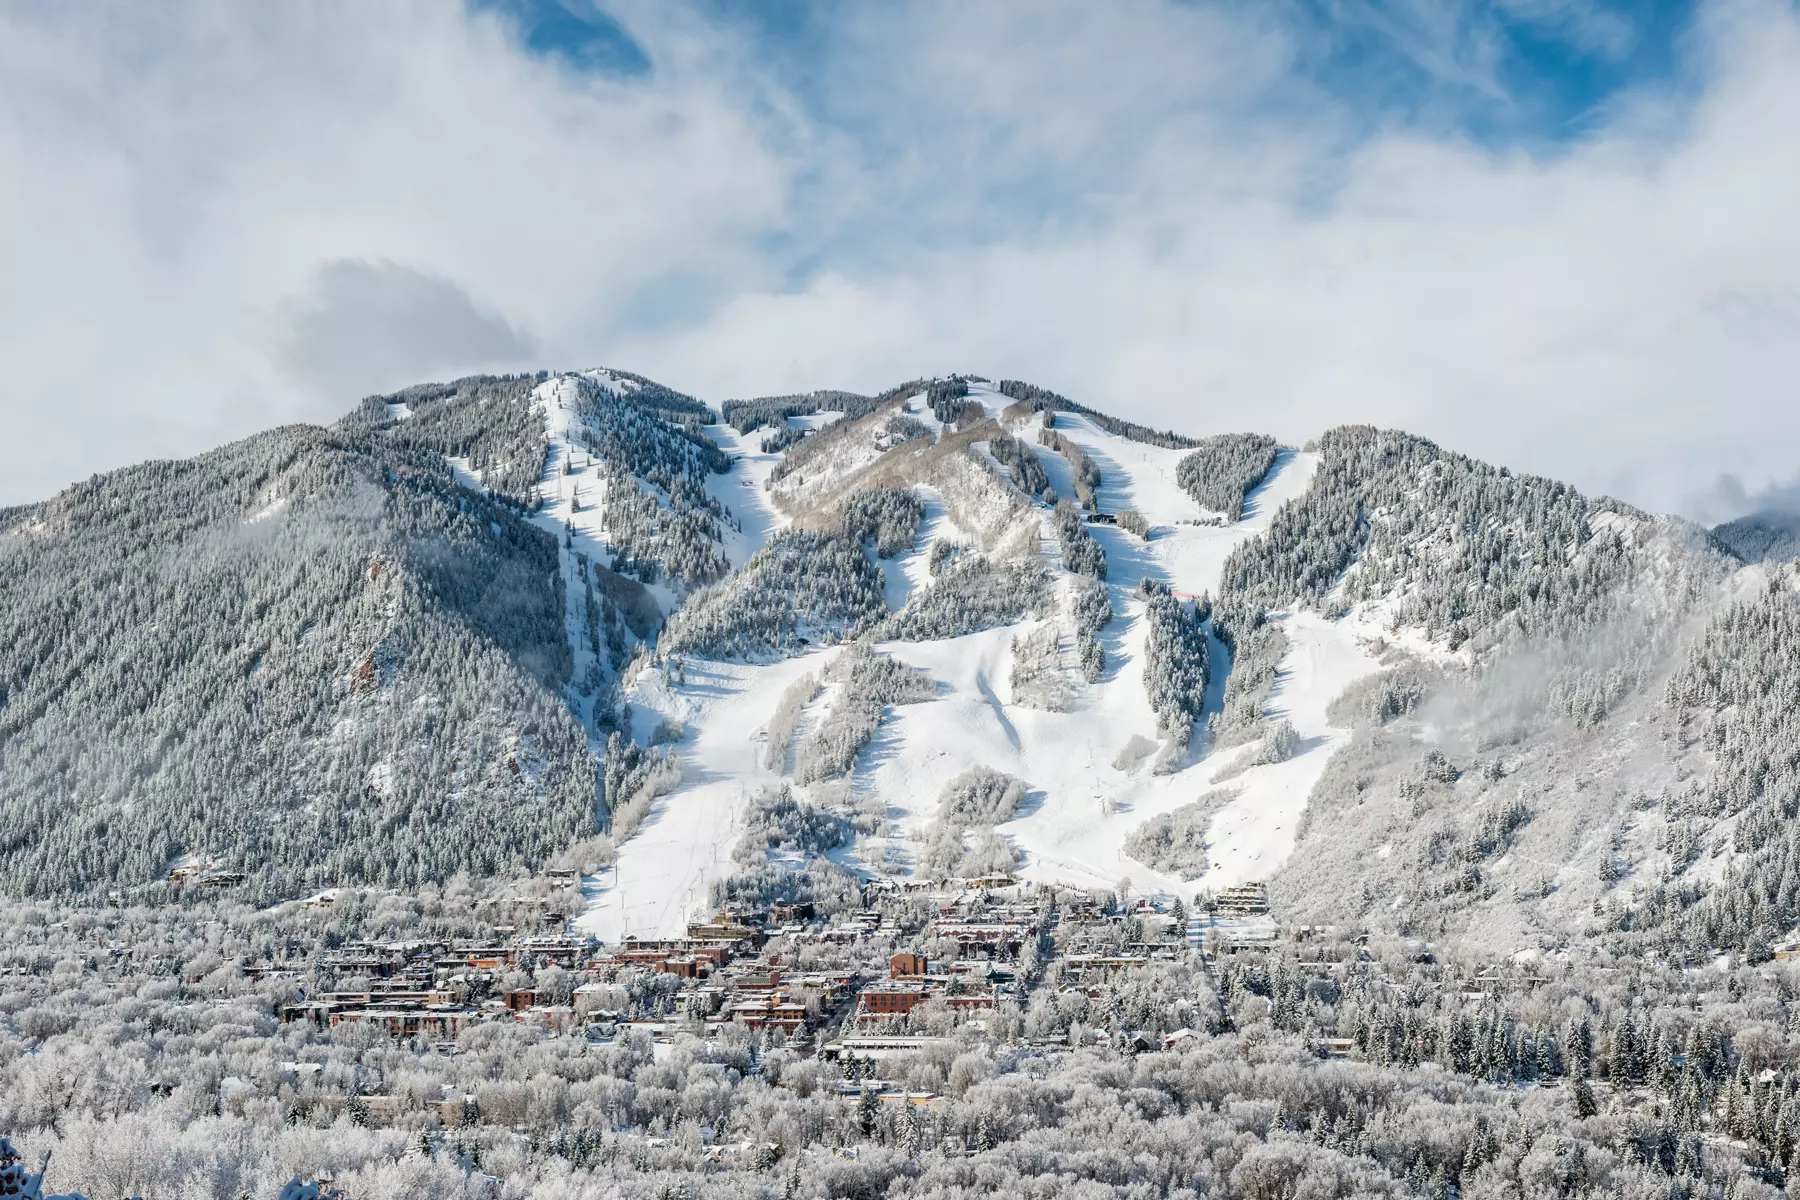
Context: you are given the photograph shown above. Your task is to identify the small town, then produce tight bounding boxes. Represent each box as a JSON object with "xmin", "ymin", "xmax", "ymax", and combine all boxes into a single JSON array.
[{"xmin": 245, "ymin": 875, "xmax": 1478, "ymax": 1129}]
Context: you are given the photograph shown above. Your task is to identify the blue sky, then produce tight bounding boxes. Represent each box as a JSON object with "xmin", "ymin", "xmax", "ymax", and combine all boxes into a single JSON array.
[
  {"xmin": 485, "ymin": 0, "xmax": 1696, "ymax": 148},
  {"xmin": 1, "ymin": 0, "xmax": 1797, "ymax": 520}
]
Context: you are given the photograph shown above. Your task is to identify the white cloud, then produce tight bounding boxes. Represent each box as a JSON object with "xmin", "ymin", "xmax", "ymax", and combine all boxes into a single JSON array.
[
  {"xmin": 0, "ymin": 0, "xmax": 788, "ymax": 501},
  {"xmin": 2, "ymin": 0, "xmax": 1798, "ymax": 521},
  {"xmin": 618, "ymin": 0, "xmax": 1800, "ymax": 520}
]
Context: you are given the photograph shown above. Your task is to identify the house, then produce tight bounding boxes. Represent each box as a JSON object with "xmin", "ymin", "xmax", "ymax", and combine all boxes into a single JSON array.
[
  {"xmin": 1121, "ymin": 1030, "xmax": 1157, "ymax": 1055},
  {"xmin": 1215, "ymin": 884, "xmax": 1269, "ymax": 917},
  {"xmin": 725, "ymin": 992, "xmax": 810, "ymax": 1032},
  {"xmin": 945, "ymin": 990, "xmax": 996, "ymax": 1013},
  {"xmin": 1163, "ymin": 1028, "xmax": 1206, "ymax": 1050},
  {"xmin": 688, "ymin": 917, "xmax": 763, "ymax": 944},
  {"xmin": 890, "ymin": 952, "xmax": 928, "ymax": 979},
  {"xmin": 857, "ymin": 983, "xmax": 928, "ymax": 1018}
]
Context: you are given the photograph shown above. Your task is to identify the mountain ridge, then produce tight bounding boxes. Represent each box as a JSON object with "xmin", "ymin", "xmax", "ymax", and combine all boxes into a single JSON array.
[{"xmin": 1, "ymin": 365, "xmax": 1790, "ymax": 966}]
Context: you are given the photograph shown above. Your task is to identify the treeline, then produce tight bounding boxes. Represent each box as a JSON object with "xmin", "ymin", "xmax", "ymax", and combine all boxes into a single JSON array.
[
  {"xmin": 659, "ymin": 532, "xmax": 887, "ymax": 660},
  {"xmin": 720, "ymin": 390, "xmax": 869, "ymax": 434},
  {"xmin": 1141, "ymin": 580, "xmax": 1210, "ymax": 748},
  {"xmin": 1176, "ymin": 432, "xmax": 1279, "ymax": 521},
  {"xmin": 877, "ymin": 553, "xmax": 1052, "ymax": 642},
  {"xmin": 338, "ymin": 373, "xmax": 549, "ymax": 506},
  {"xmin": 997, "ymin": 379, "xmax": 1200, "ymax": 450}
]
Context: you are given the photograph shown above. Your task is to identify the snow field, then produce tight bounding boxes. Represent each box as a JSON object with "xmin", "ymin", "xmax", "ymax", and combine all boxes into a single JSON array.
[
  {"xmin": 577, "ymin": 654, "xmax": 824, "ymax": 941},
  {"xmin": 587, "ymin": 382, "xmax": 1386, "ymax": 927}
]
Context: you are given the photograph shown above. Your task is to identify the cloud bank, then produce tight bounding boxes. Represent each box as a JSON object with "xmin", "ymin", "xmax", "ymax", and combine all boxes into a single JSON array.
[{"xmin": 2, "ymin": 0, "xmax": 1797, "ymax": 520}]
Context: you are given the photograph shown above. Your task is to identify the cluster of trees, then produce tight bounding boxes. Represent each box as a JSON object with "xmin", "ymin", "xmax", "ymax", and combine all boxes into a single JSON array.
[
  {"xmin": 1073, "ymin": 576, "xmax": 1112, "ymax": 683},
  {"xmin": 600, "ymin": 732, "xmax": 681, "ymax": 837},
  {"xmin": 719, "ymin": 390, "xmax": 868, "ymax": 434},
  {"xmin": 927, "ymin": 449, "xmax": 1031, "ymax": 552},
  {"xmin": 792, "ymin": 645, "xmax": 935, "ymax": 784},
  {"xmin": 987, "ymin": 436, "xmax": 1051, "ymax": 499},
  {"xmin": 1327, "ymin": 661, "xmax": 1433, "ymax": 728},
  {"xmin": 876, "ymin": 554, "xmax": 1052, "ymax": 642},
  {"xmin": 564, "ymin": 374, "xmax": 734, "ymax": 590},
  {"xmin": 1662, "ymin": 573, "xmax": 1800, "ymax": 954},
  {"xmin": 338, "ymin": 373, "xmax": 549, "ymax": 505},
  {"xmin": 1712, "ymin": 511, "xmax": 1800, "ymax": 564},
  {"xmin": 838, "ymin": 488, "xmax": 926, "ymax": 558},
  {"xmin": 659, "ymin": 532, "xmax": 886, "ymax": 660},
  {"xmin": 0, "ymin": 424, "xmax": 596, "ymax": 901},
  {"xmin": 1037, "ymin": 425, "xmax": 1101, "ymax": 510},
  {"xmin": 599, "ymin": 369, "xmax": 720, "ymax": 428},
  {"xmin": 935, "ymin": 767, "xmax": 1029, "ymax": 826},
  {"xmin": 881, "ymin": 412, "xmax": 933, "ymax": 447},
  {"xmin": 926, "ymin": 378, "xmax": 971, "ymax": 423},
  {"xmin": 710, "ymin": 850, "xmax": 864, "ymax": 918},
  {"xmin": 1008, "ymin": 622, "xmax": 1071, "ymax": 711},
  {"xmin": 758, "ymin": 424, "xmax": 809, "ymax": 454},
  {"xmin": 918, "ymin": 769, "xmax": 1029, "ymax": 879},
  {"xmin": 1209, "ymin": 621, "xmax": 1287, "ymax": 745},
  {"xmin": 996, "ymin": 379, "xmax": 1200, "ymax": 450},
  {"xmin": 1140, "ymin": 580, "xmax": 1210, "ymax": 748},
  {"xmin": 1054, "ymin": 499, "xmax": 1106, "ymax": 579},
  {"xmin": 576, "ymin": 554, "xmax": 645, "ymax": 710},
  {"xmin": 766, "ymin": 379, "xmax": 931, "ymax": 488},
  {"xmin": 1175, "ymin": 432, "xmax": 1279, "ymax": 521},
  {"xmin": 1217, "ymin": 425, "xmax": 1716, "ymax": 654},
  {"xmin": 729, "ymin": 784, "xmax": 855, "ymax": 864},
  {"xmin": 762, "ymin": 671, "xmax": 821, "ymax": 772},
  {"xmin": 1121, "ymin": 791, "xmax": 1231, "ymax": 878}
]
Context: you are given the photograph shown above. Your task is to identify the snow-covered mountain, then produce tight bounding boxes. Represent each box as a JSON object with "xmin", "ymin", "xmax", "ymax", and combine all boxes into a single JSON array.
[{"xmin": 3, "ymin": 366, "xmax": 1791, "ymax": 963}]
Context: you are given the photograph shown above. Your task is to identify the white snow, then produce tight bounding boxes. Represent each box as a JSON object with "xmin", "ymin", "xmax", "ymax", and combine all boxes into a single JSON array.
[
  {"xmin": 558, "ymin": 379, "xmax": 1387, "ymax": 931},
  {"xmin": 700, "ymin": 422, "xmax": 792, "ymax": 569},
  {"xmin": 1195, "ymin": 609, "xmax": 1381, "ymax": 888},
  {"xmin": 576, "ymin": 655, "xmax": 822, "ymax": 940},
  {"xmin": 446, "ymin": 456, "xmax": 487, "ymax": 494}
]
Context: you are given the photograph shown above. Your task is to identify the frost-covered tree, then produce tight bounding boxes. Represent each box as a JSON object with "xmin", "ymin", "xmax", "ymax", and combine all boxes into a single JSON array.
[
  {"xmin": 660, "ymin": 532, "xmax": 886, "ymax": 660},
  {"xmin": 1141, "ymin": 581, "xmax": 1209, "ymax": 746},
  {"xmin": 878, "ymin": 555, "xmax": 1052, "ymax": 642},
  {"xmin": 839, "ymin": 488, "xmax": 926, "ymax": 558},
  {"xmin": 793, "ymin": 645, "xmax": 935, "ymax": 783},
  {"xmin": 1175, "ymin": 433, "xmax": 1278, "ymax": 521}
]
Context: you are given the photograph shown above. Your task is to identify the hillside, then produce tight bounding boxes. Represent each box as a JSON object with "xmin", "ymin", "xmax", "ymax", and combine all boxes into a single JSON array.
[
  {"xmin": 0, "ymin": 414, "xmax": 593, "ymax": 899},
  {"xmin": 0, "ymin": 366, "xmax": 1787, "ymax": 968}
]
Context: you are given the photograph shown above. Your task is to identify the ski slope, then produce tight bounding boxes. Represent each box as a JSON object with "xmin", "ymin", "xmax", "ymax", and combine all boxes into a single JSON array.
[
  {"xmin": 576, "ymin": 654, "xmax": 820, "ymax": 942},
  {"xmin": 578, "ymin": 381, "xmax": 1385, "ymax": 934}
]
